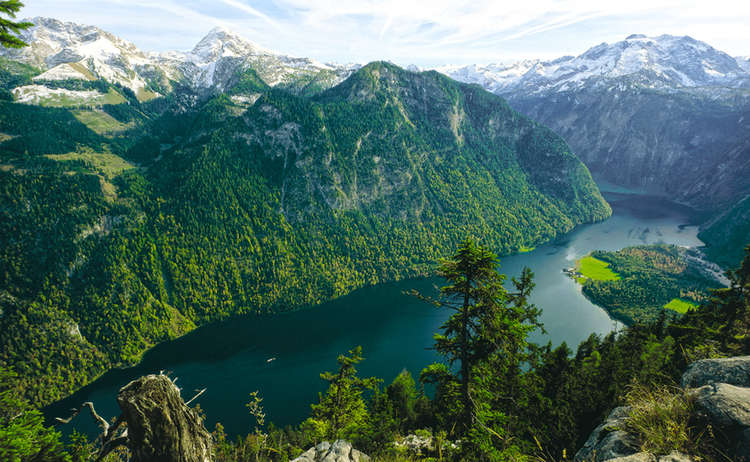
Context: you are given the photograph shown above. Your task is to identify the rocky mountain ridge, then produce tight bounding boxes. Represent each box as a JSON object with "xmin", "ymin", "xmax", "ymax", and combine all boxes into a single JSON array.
[
  {"xmin": 438, "ymin": 35, "xmax": 750, "ymax": 266},
  {"xmin": 438, "ymin": 34, "xmax": 750, "ymax": 97},
  {"xmin": 0, "ymin": 17, "xmax": 358, "ymax": 100}
]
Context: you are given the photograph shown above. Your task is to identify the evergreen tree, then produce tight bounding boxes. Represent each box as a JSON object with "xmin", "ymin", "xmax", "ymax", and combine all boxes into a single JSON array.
[
  {"xmin": 304, "ymin": 346, "xmax": 380, "ymax": 441},
  {"xmin": 0, "ymin": 367, "xmax": 68, "ymax": 462},
  {"xmin": 415, "ymin": 238, "xmax": 543, "ymax": 457},
  {"xmin": 0, "ymin": 1, "xmax": 32, "ymax": 48}
]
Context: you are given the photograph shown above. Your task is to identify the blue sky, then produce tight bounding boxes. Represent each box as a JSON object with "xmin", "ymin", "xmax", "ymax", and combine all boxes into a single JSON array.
[{"xmin": 17, "ymin": 0, "xmax": 750, "ymax": 66}]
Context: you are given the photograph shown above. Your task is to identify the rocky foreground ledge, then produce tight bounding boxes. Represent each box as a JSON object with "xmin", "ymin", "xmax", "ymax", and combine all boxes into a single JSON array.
[
  {"xmin": 575, "ymin": 356, "xmax": 750, "ymax": 462},
  {"xmin": 291, "ymin": 440, "xmax": 370, "ymax": 462}
]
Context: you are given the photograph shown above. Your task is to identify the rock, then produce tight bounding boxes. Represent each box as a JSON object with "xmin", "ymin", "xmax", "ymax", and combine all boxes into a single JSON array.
[
  {"xmin": 574, "ymin": 407, "xmax": 640, "ymax": 462},
  {"xmin": 657, "ymin": 451, "xmax": 694, "ymax": 462},
  {"xmin": 692, "ymin": 383, "xmax": 750, "ymax": 428},
  {"xmin": 603, "ymin": 453, "xmax": 656, "ymax": 461},
  {"xmin": 599, "ymin": 450, "xmax": 693, "ymax": 461},
  {"xmin": 117, "ymin": 374, "xmax": 212, "ymax": 462},
  {"xmin": 292, "ymin": 440, "xmax": 369, "ymax": 462},
  {"xmin": 692, "ymin": 383, "xmax": 750, "ymax": 460},
  {"xmin": 615, "ymin": 454, "xmax": 655, "ymax": 462},
  {"xmin": 681, "ymin": 356, "xmax": 750, "ymax": 388}
]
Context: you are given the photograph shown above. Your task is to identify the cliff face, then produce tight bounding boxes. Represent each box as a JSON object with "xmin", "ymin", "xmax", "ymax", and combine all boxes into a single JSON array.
[{"xmin": 508, "ymin": 88, "xmax": 750, "ymax": 211}]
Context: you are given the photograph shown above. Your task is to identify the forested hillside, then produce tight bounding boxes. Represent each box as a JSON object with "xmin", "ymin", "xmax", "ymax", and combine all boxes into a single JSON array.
[{"xmin": 0, "ymin": 58, "xmax": 610, "ymax": 405}]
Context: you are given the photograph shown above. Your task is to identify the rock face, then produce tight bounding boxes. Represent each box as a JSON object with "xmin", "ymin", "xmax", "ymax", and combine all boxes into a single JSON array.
[
  {"xmin": 291, "ymin": 440, "xmax": 370, "ymax": 462},
  {"xmin": 681, "ymin": 356, "xmax": 750, "ymax": 388},
  {"xmin": 117, "ymin": 374, "xmax": 212, "ymax": 462},
  {"xmin": 692, "ymin": 383, "xmax": 750, "ymax": 428},
  {"xmin": 601, "ymin": 452, "xmax": 693, "ymax": 462},
  {"xmin": 574, "ymin": 406, "xmax": 639, "ymax": 462},
  {"xmin": 439, "ymin": 34, "xmax": 750, "ymax": 267}
]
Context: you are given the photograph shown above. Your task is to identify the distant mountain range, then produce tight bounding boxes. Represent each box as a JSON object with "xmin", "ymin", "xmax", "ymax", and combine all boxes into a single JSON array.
[
  {"xmin": 439, "ymin": 34, "xmax": 750, "ymax": 266},
  {"xmin": 0, "ymin": 17, "xmax": 358, "ymax": 100},
  {"xmin": 0, "ymin": 19, "xmax": 610, "ymax": 405},
  {"xmin": 1, "ymin": 18, "xmax": 748, "ymax": 265},
  {"xmin": 438, "ymin": 34, "xmax": 750, "ymax": 95}
]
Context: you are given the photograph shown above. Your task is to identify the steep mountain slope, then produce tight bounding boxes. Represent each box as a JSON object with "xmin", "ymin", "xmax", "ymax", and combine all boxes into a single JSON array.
[
  {"xmin": 441, "ymin": 34, "xmax": 750, "ymax": 265},
  {"xmin": 0, "ymin": 55, "xmax": 609, "ymax": 405}
]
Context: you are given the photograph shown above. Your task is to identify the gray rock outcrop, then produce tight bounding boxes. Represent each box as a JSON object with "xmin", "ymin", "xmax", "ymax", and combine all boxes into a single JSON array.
[
  {"xmin": 117, "ymin": 374, "xmax": 212, "ymax": 462},
  {"xmin": 691, "ymin": 382, "xmax": 750, "ymax": 459},
  {"xmin": 574, "ymin": 407, "xmax": 639, "ymax": 462},
  {"xmin": 292, "ymin": 440, "xmax": 370, "ymax": 462},
  {"xmin": 577, "ymin": 356, "xmax": 750, "ymax": 462},
  {"xmin": 692, "ymin": 382, "xmax": 750, "ymax": 428},
  {"xmin": 681, "ymin": 356, "xmax": 750, "ymax": 388}
]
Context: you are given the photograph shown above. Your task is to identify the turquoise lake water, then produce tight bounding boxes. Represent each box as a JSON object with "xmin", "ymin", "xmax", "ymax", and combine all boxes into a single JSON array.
[{"xmin": 45, "ymin": 192, "xmax": 703, "ymax": 437}]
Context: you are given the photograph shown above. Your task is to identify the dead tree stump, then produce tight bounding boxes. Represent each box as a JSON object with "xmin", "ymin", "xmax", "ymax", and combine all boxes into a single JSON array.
[{"xmin": 117, "ymin": 374, "xmax": 212, "ymax": 462}]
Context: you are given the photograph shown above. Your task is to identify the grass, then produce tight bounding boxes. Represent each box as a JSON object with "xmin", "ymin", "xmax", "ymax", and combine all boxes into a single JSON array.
[
  {"xmin": 68, "ymin": 62, "xmax": 97, "ymax": 81},
  {"xmin": 73, "ymin": 110, "xmax": 133, "ymax": 135},
  {"xmin": 664, "ymin": 298, "xmax": 698, "ymax": 314},
  {"xmin": 622, "ymin": 383, "xmax": 695, "ymax": 456},
  {"xmin": 45, "ymin": 150, "xmax": 135, "ymax": 180},
  {"xmin": 518, "ymin": 246, "xmax": 536, "ymax": 253},
  {"xmin": 577, "ymin": 256, "xmax": 620, "ymax": 281},
  {"xmin": 136, "ymin": 87, "xmax": 160, "ymax": 102}
]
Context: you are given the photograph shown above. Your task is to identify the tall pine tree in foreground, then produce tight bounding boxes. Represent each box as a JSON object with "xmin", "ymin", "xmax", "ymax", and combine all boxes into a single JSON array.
[
  {"xmin": 304, "ymin": 346, "xmax": 380, "ymax": 442},
  {"xmin": 0, "ymin": 1, "xmax": 31, "ymax": 48},
  {"xmin": 416, "ymin": 238, "xmax": 543, "ymax": 459}
]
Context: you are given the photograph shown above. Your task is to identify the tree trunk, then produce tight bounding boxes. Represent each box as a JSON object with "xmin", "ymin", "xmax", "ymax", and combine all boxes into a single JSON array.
[{"xmin": 117, "ymin": 374, "xmax": 212, "ymax": 462}]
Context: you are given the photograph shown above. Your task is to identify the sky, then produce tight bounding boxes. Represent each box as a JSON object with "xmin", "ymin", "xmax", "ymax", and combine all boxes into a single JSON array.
[{"xmin": 17, "ymin": 0, "xmax": 750, "ymax": 67}]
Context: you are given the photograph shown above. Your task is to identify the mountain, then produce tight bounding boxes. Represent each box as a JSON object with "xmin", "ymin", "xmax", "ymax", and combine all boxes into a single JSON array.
[
  {"xmin": 440, "ymin": 34, "xmax": 750, "ymax": 265},
  {"xmin": 0, "ymin": 17, "xmax": 357, "ymax": 100},
  {"xmin": 440, "ymin": 34, "xmax": 750, "ymax": 95},
  {"xmin": 736, "ymin": 56, "xmax": 750, "ymax": 72},
  {"xmin": 0, "ymin": 21, "xmax": 610, "ymax": 407}
]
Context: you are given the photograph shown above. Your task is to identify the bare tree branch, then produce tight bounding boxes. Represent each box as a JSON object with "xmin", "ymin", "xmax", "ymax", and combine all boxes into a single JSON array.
[
  {"xmin": 96, "ymin": 435, "xmax": 128, "ymax": 462},
  {"xmin": 185, "ymin": 388, "xmax": 206, "ymax": 406}
]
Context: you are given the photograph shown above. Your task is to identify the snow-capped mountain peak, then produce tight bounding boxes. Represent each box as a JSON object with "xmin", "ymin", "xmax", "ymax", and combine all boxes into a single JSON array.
[
  {"xmin": 189, "ymin": 26, "xmax": 272, "ymax": 63},
  {"xmin": 439, "ymin": 34, "xmax": 750, "ymax": 96},
  {"xmin": 0, "ymin": 17, "xmax": 357, "ymax": 100}
]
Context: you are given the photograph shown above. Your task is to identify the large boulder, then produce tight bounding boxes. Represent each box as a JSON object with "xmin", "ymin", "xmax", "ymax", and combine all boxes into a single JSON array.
[
  {"xmin": 692, "ymin": 383, "xmax": 750, "ymax": 428},
  {"xmin": 117, "ymin": 374, "xmax": 212, "ymax": 462},
  {"xmin": 292, "ymin": 440, "xmax": 370, "ymax": 462},
  {"xmin": 681, "ymin": 356, "xmax": 750, "ymax": 388},
  {"xmin": 692, "ymin": 382, "xmax": 750, "ymax": 459},
  {"xmin": 574, "ymin": 407, "xmax": 639, "ymax": 462}
]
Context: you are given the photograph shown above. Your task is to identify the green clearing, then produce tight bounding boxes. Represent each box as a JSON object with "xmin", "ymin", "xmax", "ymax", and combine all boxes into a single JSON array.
[
  {"xmin": 578, "ymin": 255, "xmax": 620, "ymax": 281},
  {"xmin": 664, "ymin": 298, "xmax": 698, "ymax": 314},
  {"xmin": 136, "ymin": 87, "xmax": 160, "ymax": 102},
  {"xmin": 45, "ymin": 150, "xmax": 135, "ymax": 179},
  {"xmin": 73, "ymin": 110, "xmax": 133, "ymax": 135},
  {"xmin": 518, "ymin": 246, "xmax": 536, "ymax": 253},
  {"xmin": 67, "ymin": 62, "xmax": 97, "ymax": 81}
]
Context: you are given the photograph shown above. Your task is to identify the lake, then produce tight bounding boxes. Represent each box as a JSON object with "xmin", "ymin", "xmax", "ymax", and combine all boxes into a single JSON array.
[{"xmin": 45, "ymin": 191, "xmax": 704, "ymax": 437}]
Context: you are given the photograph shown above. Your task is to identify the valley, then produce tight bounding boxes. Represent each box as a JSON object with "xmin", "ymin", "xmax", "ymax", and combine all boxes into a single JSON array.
[
  {"xmin": 45, "ymin": 189, "xmax": 702, "ymax": 437},
  {"xmin": 1, "ymin": 11, "xmax": 749, "ymax": 462}
]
